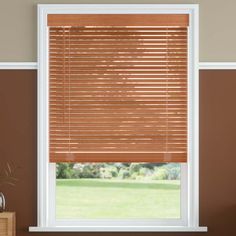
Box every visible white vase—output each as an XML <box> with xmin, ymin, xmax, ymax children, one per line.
<box><xmin>0</xmin><ymin>192</ymin><xmax>5</xmax><ymax>212</ymax></box>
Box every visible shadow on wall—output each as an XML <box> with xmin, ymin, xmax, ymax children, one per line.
<box><xmin>208</xmin><ymin>205</ymin><xmax>236</xmax><ymax>235</ymax></box>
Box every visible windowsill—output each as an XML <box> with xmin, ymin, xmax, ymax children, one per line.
<box><xmin>29</xmin><ymin>226</ymin><xmax>208</xmax><ymax>232</ymax></box>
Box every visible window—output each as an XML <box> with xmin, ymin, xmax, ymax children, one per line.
<box><xmin>30</xmin><ymin>4</ymin><xmax>207</xmax><ymax>232</ymax></box>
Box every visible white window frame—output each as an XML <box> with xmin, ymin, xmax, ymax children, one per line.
<box><xmin>29</xmin><ymin>4</ymin><xmax>207</xmax><ymax>232</ymax></box>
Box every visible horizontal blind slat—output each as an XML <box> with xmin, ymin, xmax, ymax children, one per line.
<box><xmin>49</xmin><ymin>153</ymin><xmax>186</xmax><ymax>163</ymax></box>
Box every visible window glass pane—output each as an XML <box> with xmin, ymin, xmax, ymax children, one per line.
<box><xmin>56</xmin><ymin>163</ymin><xmax>181</xmax><ymax>219</ymax></box>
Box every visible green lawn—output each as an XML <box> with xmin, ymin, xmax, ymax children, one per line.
<box><xmin>56</xmin><ymin>179</ymin><xmax>180</xmax><ymax>219</ymax></box>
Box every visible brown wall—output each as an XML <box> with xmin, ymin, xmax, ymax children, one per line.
<box><xmin>0</xmin><ymin>69</ymin><xmax>236</xmax><ymax>235</ymax></box>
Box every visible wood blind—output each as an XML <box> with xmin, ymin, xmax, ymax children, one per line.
<box><xmin>48</xmin><ymin>14</ymin><xmax>189</xmax><ymax>163</ymax></box>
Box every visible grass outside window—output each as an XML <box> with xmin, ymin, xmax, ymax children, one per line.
<box><xmin>56</xmin><ymin>163</ymin><xmax>181</xmax><ymax>219</ymax></box>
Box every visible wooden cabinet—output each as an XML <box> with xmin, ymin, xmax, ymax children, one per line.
<box><xmin>0</xmin><ymin>213</ymin><xmax>15</xmax><ymax>236</ymax></box>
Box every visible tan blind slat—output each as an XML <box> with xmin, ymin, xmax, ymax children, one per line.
<box><xmin>49</xmin><ymin>14</ymin><xmax>188</xmax><ymax>163</ymax></box>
